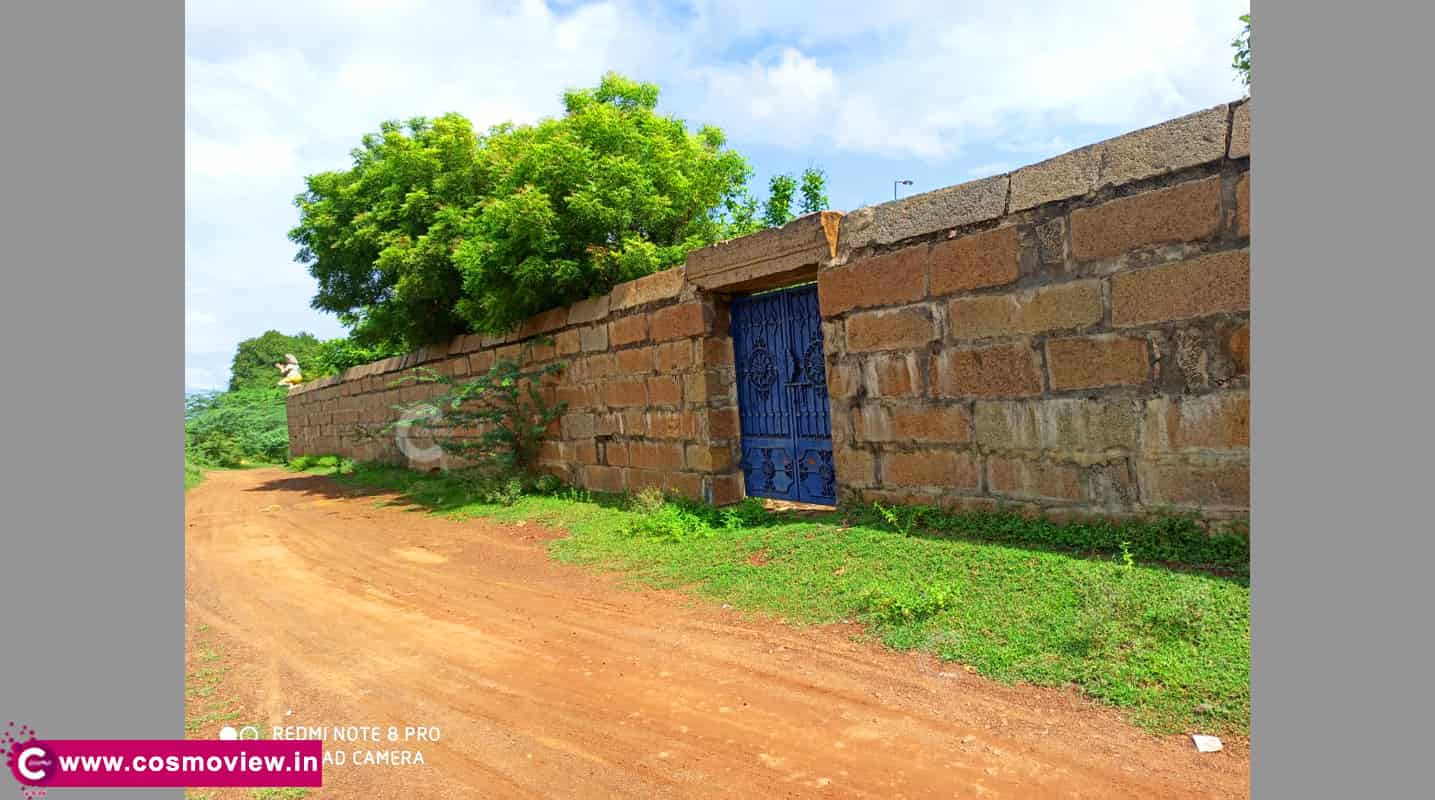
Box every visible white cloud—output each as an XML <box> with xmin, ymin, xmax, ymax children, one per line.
<box><xmin>694</xmin><ymin>0</ymin><xmax>1247</xmax><ymax>161</ymax></box>
<box><xmin>185</xmin><ymin>0</ymin><xmax>1250</xmax><ymax>385</ymax></box>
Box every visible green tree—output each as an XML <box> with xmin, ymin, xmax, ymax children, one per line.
<box><xmin>762</xmin><ymin>173</ymin><xmax>799</xmax><ymax>228</ymax></box>
<box><xmin>185</xmin><ymin>387</ymin><xmax>290</xmax><ymax>466</ymax></box>
<box><xmin>799</xmin><ymin>166</ymin><xmax>830</xmax><ymax>214</ymax></box>
<box><xmin>291</xmin><ymin>73</ymin><xmax>753</xmax><ymax>346</ymax></box>
<box><xmin>451</xmin><ymin>73</ymin><xmax>751</xmax><ymax>335</ymax></box>
<box><xmin>290</xmin><ymin>113</ymin><xmax>489</xmax><ymax>350</ymax></box>
<box><xmin>228</xmin><ymin>330</ymin><xmax>322</xmax><ymax>391</ymax></box>
<box><xmin>1232</xmin><ymin>13</ymin><xmax>1251</xmax><ymax>90</ymax></box>
<box><xmin>758</xmin><ymin>166</ymin><xmax>830</xmax><ymax>229</ymax></box>
<box><xmin>309</xmin><ymin>337</ymin><xmax>406</xmax><ymax>377</ymax></box>
<box><xmin>380</xmin><ymin>341</ymin><xmax>566</xmax><ymax>478</ymax></box>
<box><xmin>719</xmin><ymin>185</ymin><xmax>762</xmax><ymax>238</ymax></box>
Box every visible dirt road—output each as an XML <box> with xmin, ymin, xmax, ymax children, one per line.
<box><xmin>185</xmin><ymin>468</ymin><xmax>1249</xmax><ymax>799</ymax></box>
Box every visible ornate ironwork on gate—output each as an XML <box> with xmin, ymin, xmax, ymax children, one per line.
<box><xmin>730</xmin><ymin>284</ymin><xmax>835</xmax><ymax>505</ymax></box>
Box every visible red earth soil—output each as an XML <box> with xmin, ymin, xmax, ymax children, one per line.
<box><xmin>185</xmin><ymin>468</ymin><xmax>1249</xmax><ymax>799</ymax></box>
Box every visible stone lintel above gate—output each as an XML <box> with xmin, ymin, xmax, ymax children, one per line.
<box><xmin>685</xmin><ymin>211</ymin><xmax>844</xmax><ymax>294</ymax></box>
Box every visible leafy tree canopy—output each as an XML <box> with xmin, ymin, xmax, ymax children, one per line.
<box><xmin>310</xmin><ymin>337</ymin><xmax>407</xmax><ymax>377</ymax></box>
<box><xmin>291</xmin><ymin>72</ymin><xmax>780</xmax><ymax>349</ymax></box>
<box><xmin>228</xmin><ymin>330</ymin><xmax>322</xmax><ymax>391</ymax></box>
<box><xmin>290</xmin><ymin>112</ymin><xmax>487</xmax><ymax>349</ymax></box>
<box><xmin>185</xmin><ymin>385</ymin><xmax>291</xmax><ymax>467</ymax></box>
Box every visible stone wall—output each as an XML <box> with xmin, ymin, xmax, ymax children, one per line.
<box><xmin>287</xmin><ymin>98</ymin><xmax>1251</xmax><ymax>519</ymax></box>
<box><xmin>818</xmin><ymin>100</ymin><xmax>1250</xmax><ymax>518</ymax></box>
<box><xmin>286</xmin><ymin>267</ymin><xmax>748</xmax><ymax>505</ymax></box>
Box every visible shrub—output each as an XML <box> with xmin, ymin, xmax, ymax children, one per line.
<box><xmin>843</xmin><ymin>501</ymin><xmax>1248</xmax><ymax>574</ymax></box>
<box><xmin>185</xmin><ymin>387</ymin><xmax>289</xmax><ymax>467</ymax></box>
<box><xmin>309</xmin><ymin>337</ymin><xmax>406</xmax><ymax>377</ymax></box>
<box><xmin>625</xmin><ymin>502</ymin><xmax>713</xmax><ymax>543</ymax></box>
<box><xmin>857</xmin><ymin>584</ymin><xmax>959</xmax><ymax>626</ymax></box>
<box><xmin>718</xmin><ymin>498</ymin><xmax>768</xmax><ymax>531</ymax></box>
<box><xmin>287</xmin><ymin>455</ymin><xmax>352</xmax><ymax>473</ymax></box>
<box><xmin>184</xmin><ymin>455</ymin><xmax>205</xmax><ymax>489</ymax></box>
<box><xmin>372</xmin><ymin>343</ymin><xmax>566</xmax><ymax>479</ymax></box>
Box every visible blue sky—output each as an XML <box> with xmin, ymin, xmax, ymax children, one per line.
<box><xmin>185</xmin><ymin>0</ymin><xmax>1249</xmax><ymax>391</ymax></box>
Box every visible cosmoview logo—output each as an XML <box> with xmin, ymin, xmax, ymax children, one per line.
<box><xmin>4</xmin><ymin>722</ymin><xmax>51</xmax><ymax>798</ymax></box>
<box><xmin>14</xmin><ymin>745</ymin><xmax>52</xmax><ymax>783</ymax></box>
<box><xmin>393</xmin><ymin>401</ymin><xmax>446</xmax><ymax>466</ymax></box>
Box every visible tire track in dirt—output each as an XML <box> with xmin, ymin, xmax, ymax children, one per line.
<box><xmin>186</xmin><ymin>468</ymin><xmax>1248</xmax><ymax>799</ymax></box>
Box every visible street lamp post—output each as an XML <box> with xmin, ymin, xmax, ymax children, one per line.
<box><xmin>894</xmin><ymin>179</ymin><xmax>913</xmax><ymax>201</ymax></box>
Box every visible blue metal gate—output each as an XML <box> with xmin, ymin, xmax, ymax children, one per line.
<box><xmin>730</xmin><ymin>284</ymin><xmax>835</xmax><ymax>505</ymax></box>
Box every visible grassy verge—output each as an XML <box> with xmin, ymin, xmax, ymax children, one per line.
<box><xmin>185</xmin><ymin>621</ymin><xmax>308</xmax><ymax>800</ymax></box>
<box><xmin>294</xmin><ymin>458</ymin><xmax>1249</xmax><ymax>736</ymax></box>
<box><xmin>185</xmin><ymin>457</ymin><xmax>206</xmax><ymax>490</ymax></box>
<box><xmin>185</xmin><ymin>624</ymin><xmax>255</xmax><ymax>736</ymax></box>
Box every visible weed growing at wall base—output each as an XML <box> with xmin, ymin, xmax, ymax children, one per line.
<box><xmin>298</xmin><ymin>459</ymin><xmax>1250</xmax><ymax>736</ymax></box>
<box><xmin>848</xmin><ymin>500</ymin><xmax>1249</xmax><ymax>578</ymax></box>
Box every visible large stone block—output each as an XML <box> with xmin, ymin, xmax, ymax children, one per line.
<box><xmin>685</xmin><ymin>444</ymin><xmax>733</xmax><ymax>472</ymax></box>
<box><xmin>711</xmin><ymin>473</ymin><xmax>744</xmax><ymax>505</ymax></box>
<box><xmin>1045</xmin><ymin>334</ymin><xmax>1152</xmax><ymax>390</ymax></box>
<box><xmin>580</xmin><ymin>324</ymin><xmax>609</xmax><ymax>353</ymax></box>
<box><xmin>583</xmin><ymin>464</ymin><xmax>625</xmax><ymax>494</ymax></box>
<box><xmin>1142</xmin><ymin>390</ymin><xmax>1250</xmax><ymax>453</ymax></box>
<box><xmin>656</xmin><ymin>340</ymin><xmax>694</xmax><ymax>372</ymax></box>
<box><xmin>616</xmin><ymin>346</ymin><xmax>654</xmax><ymax>374</ymax></box>
<box><xmin>628</xmin><ymin>440</ymin><xmax>685</xmax><ymax>471</ymax></box>
<box><xmin>947</xmin><ymin>281</ymin><xmax>1103</xmax><ymax>340</ymax></box>
<box><xmin>646</xmin><ymin>375</ymin><xmax>683</xmax><ymax>406</ymax></box>
<box><xmin>845</xmin><ymin>306</ymin><xmax>938</xmax><ymax>352</ymax></box>
<box><xmin>974</xmin><ymin>397</ymin><xmax>1143</xmax><ymax>457</ymax></box>
<box><xmin>881</xmin><ymin>449</ymin><xmax>979</xmax><ymax>489</ymax></box>
<box><xmin>839</xmin><ymin>174</ymin><xmax>1008</xmax><ymax>250</ymax></box>
<box><xmin>567</xmin><ymin>294</ymin><xmax>611</xmax><ymax>325</ymax></box>
<box><xmin>860</xmin><ymin>352</ymin><xmax>921</xmax><ymax>398</ymax></box>
<box><xmin>686</xmin><ymin>211</ymin><xmax>842</xmax><ymax>292</ymax></box>
<box><xmin>609</xmin><ymin>268</ymin><xmax>682</xmax><ymax>312</ymax></box>
<box><xmin>1138</xmin><ymin>457</ymin><xmax>1249</xmax><ymax>509</ymax></box>
<box><xmin>1010</xmin><ymin>103</ymin><xmax>1229</xmax><ymax>211</ymax></box>
<box><xmin>609</xmin><ymin>314</ymin><xmax>649</xmax><ymax>347</ymax></box>
<box><xmin>929</xmin><ymin>226</ymin><xmax>1021</xmax><ymax>296</ymax></box>
<box><xmin>854</xmin><ymin>402</ymin><xmax>972</xmax><ymax>444</ymax></box>
<box><xmin>930</xmin><ymin>342</ymin><xmax>1043</xmax><ymax>398</ymax></box>
<box><xmin>602</xmin><ymin>378</ymin><xmax>647</xmax><ymax>408</ymax></box>
<box><xmin>987</xmin><ymin>456</ymin><xmax>1084</xmax><ymax>502</ymax></box>
<box><xmin>1110</xmin><ymin>250</ymin><xmax>1249</xmax><ymax>326</ymax></box>
<box><xmin>833</xmin><ymin>446</ymin><xmax>876</xmax><ymax>488</ymax></box>
<box><xmin>1070</xmin><ymin>176</ymin><xmax>1223</xmax><ymax>261</ymax></box>
<box><xmin>1229</xmin><ymin>100</ymin><xmax>1250</xmax><ymax>159</ymax></box>
<box><xmin>650</xmin><ymin>302</ymin><xmax>708</xmax><ymax>342</ymax></box>
<box><xmin>818</xmin><ymin>245</ymin><xmax>926</xmax><ymax>316</ymax></box>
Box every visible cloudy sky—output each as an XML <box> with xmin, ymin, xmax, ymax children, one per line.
<box><xmin>185</xmin><ymin>0</ymin><xmax>1249</xmax><ymax>391</ymax></box>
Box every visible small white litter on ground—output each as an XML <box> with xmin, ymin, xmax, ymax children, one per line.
<box><xmin>1191</xmin><ymin>734</ymin><xmax>1223</xmax><ymax>753</ymax></box>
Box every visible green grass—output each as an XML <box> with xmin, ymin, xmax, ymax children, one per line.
<box><xmin>308</xmin><ymin>460</ymin><xmax>1250</xmax><ymax>736</ymax></box>
<box><xmin>185</xmin><ymin>457</ymin><xmax>206</xmax><ymax>490</ymax></box>
<box><xmin>185</xmin><ymin>632</ymin><xmax>247</xmax><ymax>736</ymax></box>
